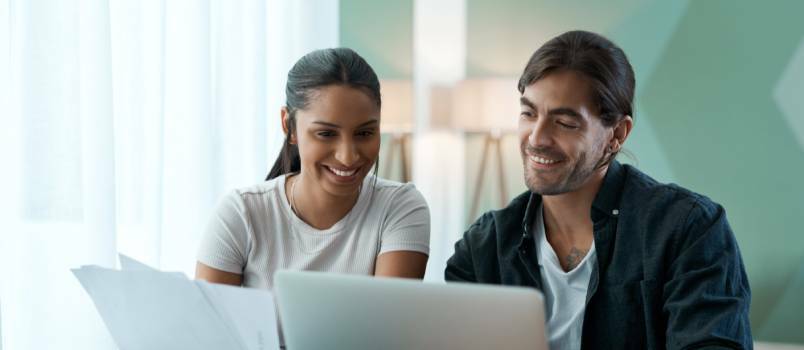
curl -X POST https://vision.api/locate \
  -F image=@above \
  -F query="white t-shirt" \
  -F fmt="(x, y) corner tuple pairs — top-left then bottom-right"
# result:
(533, 204), (596, 350)
(196, 174), (430, 289)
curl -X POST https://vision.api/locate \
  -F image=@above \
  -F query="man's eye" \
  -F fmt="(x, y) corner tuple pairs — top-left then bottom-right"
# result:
(558, 122), (579, 129)
(520, 111), (535, 118)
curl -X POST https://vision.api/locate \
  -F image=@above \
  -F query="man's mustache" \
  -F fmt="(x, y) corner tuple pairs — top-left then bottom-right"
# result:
(524, 145), (566, 161)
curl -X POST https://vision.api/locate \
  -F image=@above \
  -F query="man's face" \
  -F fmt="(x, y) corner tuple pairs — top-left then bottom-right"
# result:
(518, 69), (613, 195)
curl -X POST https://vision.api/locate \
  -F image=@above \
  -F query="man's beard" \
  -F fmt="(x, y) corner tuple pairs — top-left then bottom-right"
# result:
(523, 145), (605, 196)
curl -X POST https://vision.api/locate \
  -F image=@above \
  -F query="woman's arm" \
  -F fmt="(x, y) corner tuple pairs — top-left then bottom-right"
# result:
(374, 251), (428, 279)
(195, 262), (243, 286)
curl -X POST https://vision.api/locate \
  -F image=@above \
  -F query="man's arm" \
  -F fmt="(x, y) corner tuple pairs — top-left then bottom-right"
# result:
(664, 201), (752, 349)
(445, 229), (478, 282)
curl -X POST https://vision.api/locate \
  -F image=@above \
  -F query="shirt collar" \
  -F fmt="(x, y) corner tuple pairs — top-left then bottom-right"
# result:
(591, 160), (626, 220)
(520, 160), (626, 239)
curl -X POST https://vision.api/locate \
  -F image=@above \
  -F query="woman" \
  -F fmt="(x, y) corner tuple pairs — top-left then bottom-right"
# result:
(196, 48), (430, 288)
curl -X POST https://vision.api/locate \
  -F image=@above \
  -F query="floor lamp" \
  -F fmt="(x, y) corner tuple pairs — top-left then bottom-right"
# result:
(451, 78), (520, 221)
(468, 129), (508, 222)
(384, 132), (411, 182)
(380, 79), (413, 183)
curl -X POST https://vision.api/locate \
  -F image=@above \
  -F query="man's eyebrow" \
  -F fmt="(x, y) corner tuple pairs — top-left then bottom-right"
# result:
(547, 107), (583, 120)
(311, 119), (379, 128)
(520, 97), (583, 121)
(520, 96), (536, 110)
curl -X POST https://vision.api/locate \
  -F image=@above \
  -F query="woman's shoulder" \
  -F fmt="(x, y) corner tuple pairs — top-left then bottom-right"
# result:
(218, 176), (285, 209)
(367, 176), (427, 206)
(233, 176), (283, 196)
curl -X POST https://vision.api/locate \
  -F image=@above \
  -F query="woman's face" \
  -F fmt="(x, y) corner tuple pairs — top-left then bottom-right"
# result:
(286, 85), (381, 198)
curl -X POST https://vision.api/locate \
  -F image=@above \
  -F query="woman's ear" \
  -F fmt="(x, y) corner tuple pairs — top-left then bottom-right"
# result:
(609, 115), (633, 152)
(281, 107), (296, 144)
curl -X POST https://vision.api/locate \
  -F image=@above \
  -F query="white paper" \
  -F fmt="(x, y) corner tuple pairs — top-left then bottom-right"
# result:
(72, 255), (280, 350)
(118, 254), (157, 271)
(197, 281), (280, 350)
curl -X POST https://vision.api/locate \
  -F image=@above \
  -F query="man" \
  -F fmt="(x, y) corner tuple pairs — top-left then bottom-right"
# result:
(445, 30), (752, 349)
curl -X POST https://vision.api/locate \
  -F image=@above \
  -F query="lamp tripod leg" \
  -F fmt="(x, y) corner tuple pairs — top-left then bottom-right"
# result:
(494, 136), (507, 207)
(469, 135), (492, 222)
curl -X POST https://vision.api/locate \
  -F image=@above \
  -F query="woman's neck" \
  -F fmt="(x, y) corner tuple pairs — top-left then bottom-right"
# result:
(286, 172), (361, 230)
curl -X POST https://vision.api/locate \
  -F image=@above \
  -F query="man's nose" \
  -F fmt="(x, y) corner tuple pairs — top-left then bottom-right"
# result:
(528, 118), (554, 148)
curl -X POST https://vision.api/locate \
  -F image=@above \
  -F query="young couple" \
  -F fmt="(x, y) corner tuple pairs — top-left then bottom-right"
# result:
(196, 31), (752, 349)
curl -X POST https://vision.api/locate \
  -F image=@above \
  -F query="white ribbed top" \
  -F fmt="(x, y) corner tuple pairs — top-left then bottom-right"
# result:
(196, 174), (430, 289)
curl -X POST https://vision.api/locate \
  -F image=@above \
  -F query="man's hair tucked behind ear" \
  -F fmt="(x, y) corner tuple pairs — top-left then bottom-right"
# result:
(518, 30), (635, 128)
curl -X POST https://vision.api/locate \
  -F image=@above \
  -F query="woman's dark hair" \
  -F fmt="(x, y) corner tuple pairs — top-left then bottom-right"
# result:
(266, 48), (382, 180)
(518, 30), (635, 164)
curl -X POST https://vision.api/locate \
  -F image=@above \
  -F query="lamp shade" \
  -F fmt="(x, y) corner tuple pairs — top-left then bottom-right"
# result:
(380, 79), (413, 133)
(450, 78), (520, 133)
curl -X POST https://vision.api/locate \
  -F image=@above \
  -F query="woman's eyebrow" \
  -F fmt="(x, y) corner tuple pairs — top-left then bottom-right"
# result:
(312, 119), (379, 128)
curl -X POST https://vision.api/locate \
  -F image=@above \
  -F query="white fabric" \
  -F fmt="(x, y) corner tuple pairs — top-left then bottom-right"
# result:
(197, 174), (431, 289)
(0, 1), (338, 348)
(413, 0), (467, 281)
(533, 204), (597, 350)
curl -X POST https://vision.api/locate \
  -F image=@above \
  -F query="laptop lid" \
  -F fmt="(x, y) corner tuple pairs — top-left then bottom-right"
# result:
(274, 270), (548, 350)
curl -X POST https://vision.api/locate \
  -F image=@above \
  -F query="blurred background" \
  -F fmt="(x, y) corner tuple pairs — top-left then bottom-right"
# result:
(1, 0), (803, 348)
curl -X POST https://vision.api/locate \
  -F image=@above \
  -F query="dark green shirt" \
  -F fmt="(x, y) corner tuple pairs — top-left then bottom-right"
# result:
(445, 161), (752, 349)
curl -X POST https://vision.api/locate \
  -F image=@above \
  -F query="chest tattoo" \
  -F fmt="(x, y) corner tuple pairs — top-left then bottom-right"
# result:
(563, 247), (589, 271)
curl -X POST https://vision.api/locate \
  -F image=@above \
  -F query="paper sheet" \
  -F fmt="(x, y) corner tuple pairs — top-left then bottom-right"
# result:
(72, 255), (280, 350)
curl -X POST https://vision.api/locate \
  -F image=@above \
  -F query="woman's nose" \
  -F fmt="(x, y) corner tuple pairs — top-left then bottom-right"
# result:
(335, 140), (359, 166)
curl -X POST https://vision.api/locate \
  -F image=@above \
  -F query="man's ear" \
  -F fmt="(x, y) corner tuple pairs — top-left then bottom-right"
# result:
(281, 107), (296, 144)
(609, 115), (633, 152)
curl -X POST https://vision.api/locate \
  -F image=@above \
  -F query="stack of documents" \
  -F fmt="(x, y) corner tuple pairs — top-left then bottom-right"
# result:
(72, 255), (280, 350)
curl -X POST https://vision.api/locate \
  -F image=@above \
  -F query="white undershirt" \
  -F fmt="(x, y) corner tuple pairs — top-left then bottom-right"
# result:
(533, 204), (596, 350)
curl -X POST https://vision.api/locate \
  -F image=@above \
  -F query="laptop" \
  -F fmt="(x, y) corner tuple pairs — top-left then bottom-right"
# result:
(274, 270), (548, 350)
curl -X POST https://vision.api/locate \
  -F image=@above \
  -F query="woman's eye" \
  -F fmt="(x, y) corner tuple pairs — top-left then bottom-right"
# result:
(356, 130), (375, 137)
(317, 131), (336, 137)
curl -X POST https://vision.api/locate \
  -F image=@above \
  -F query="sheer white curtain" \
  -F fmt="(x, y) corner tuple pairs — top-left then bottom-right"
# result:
(0, 0), (338, 348)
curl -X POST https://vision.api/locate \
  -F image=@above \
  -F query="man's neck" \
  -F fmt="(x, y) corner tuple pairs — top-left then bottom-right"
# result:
(541, 165), (608, 242)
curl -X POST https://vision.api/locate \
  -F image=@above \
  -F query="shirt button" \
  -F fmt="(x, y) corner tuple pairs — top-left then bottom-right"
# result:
(612, 209), (619, 216)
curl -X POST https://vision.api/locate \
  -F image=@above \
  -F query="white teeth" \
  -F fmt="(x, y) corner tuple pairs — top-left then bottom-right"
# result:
(530, 155), (558, 165)
(327, 166), (357, 177)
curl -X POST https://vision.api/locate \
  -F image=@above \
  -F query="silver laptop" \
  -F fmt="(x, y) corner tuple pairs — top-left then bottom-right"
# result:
(274, 270), (548, 350)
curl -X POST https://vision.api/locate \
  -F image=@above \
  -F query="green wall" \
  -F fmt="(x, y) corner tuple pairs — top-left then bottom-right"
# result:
(339, 0), (413, 79)
(341, 0), (804, 342)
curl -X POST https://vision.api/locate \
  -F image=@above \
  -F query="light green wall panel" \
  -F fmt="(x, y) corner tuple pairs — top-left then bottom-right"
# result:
(641, 1), (804, 342)
(466, 0), (643, 77)
(339, 0), (413, 79)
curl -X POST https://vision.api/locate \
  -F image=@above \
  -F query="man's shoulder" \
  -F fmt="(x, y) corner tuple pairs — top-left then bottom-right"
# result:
(619, 164), (726, 246)
(621, 164), (721, 214)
